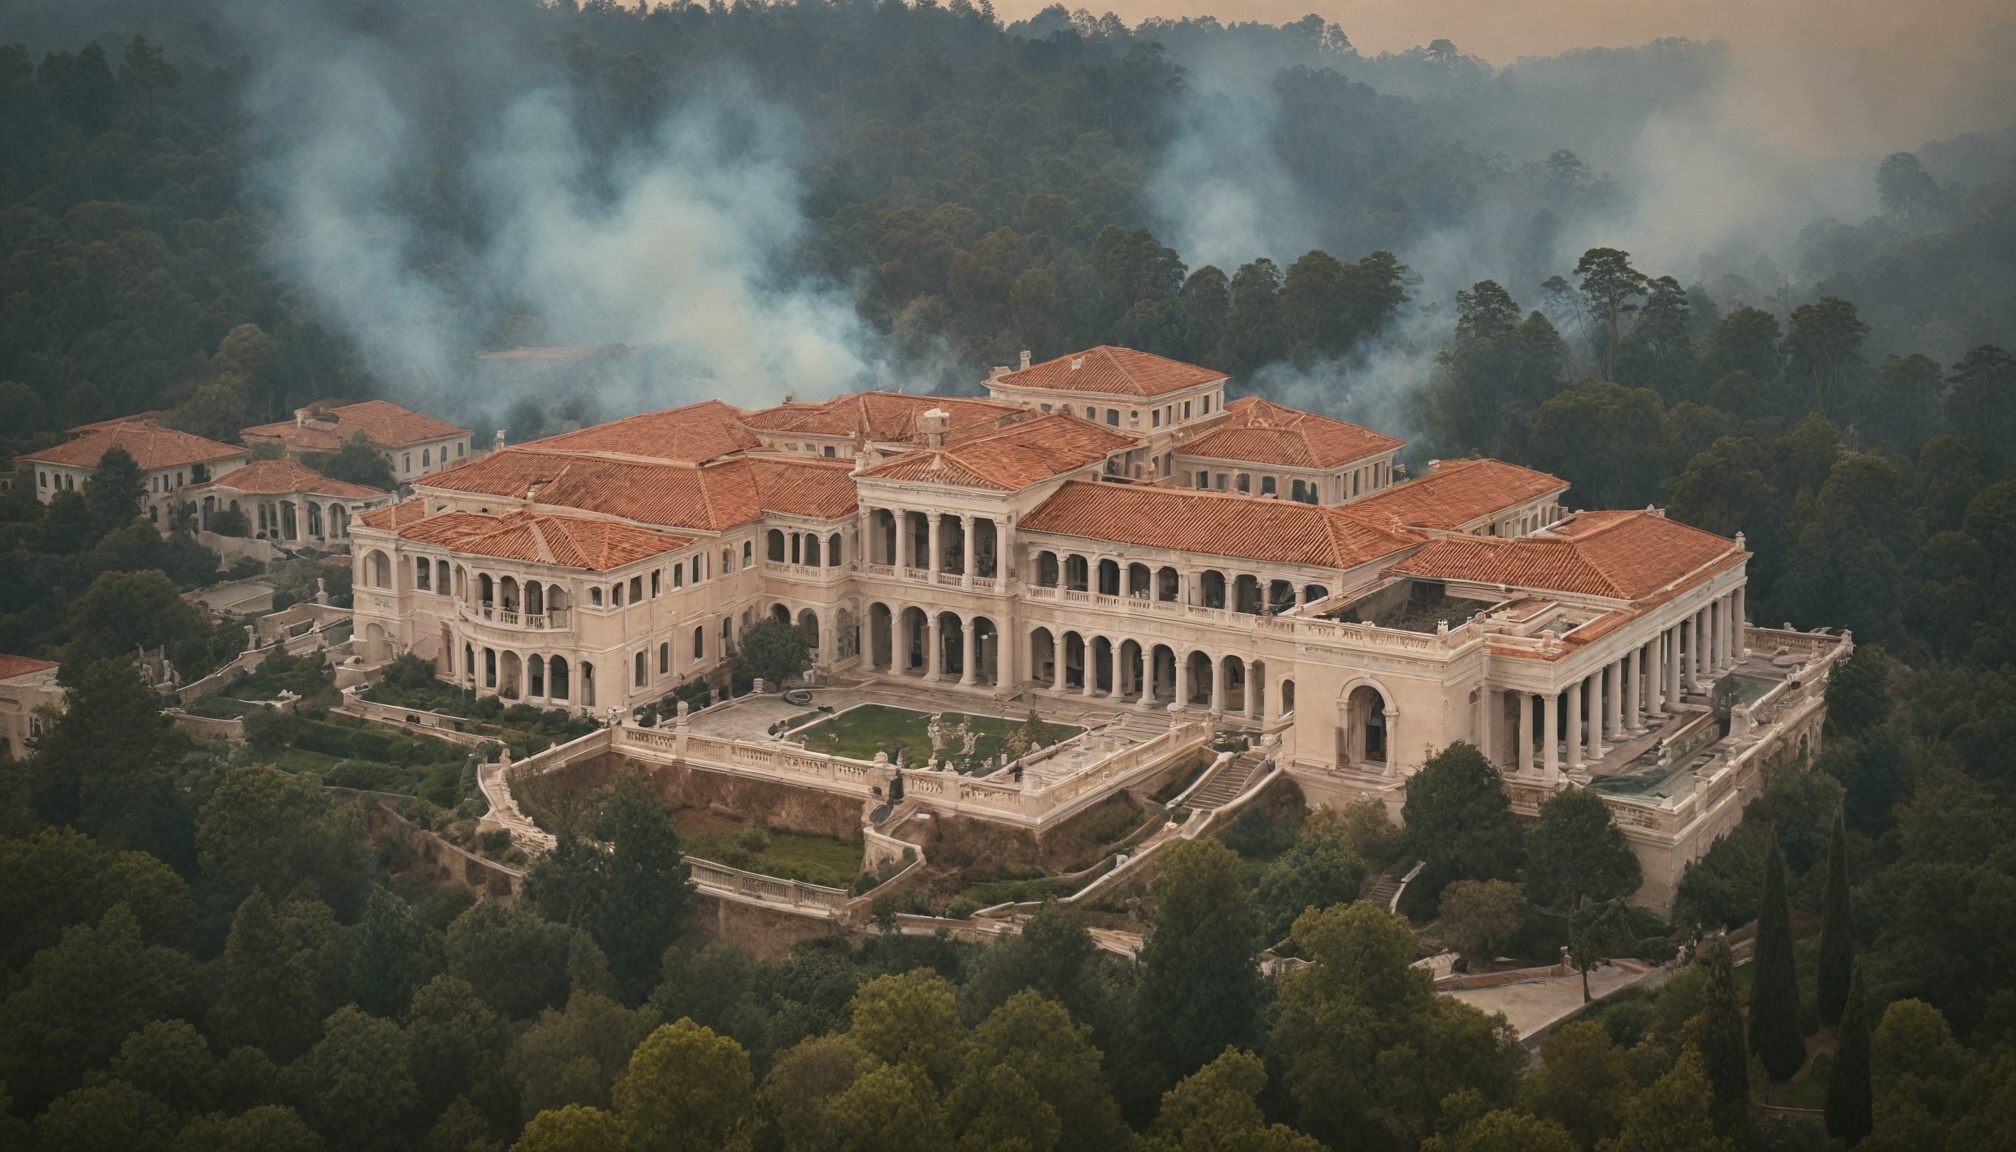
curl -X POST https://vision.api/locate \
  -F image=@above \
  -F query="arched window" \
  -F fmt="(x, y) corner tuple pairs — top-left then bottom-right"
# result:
(529, 655), (545, 697)
(692, 625), (704, 659)
(828, 533), (842, 566)
(581, 663), (595, 706)
(414, 558), (431, 590)
(658, 643), (669, 675)
(590, 587), (603, 607)
(368, 550), (391, 588)
(767, 529), (786, 562)
(635, 651), (647, 687)
(549, 657), (570, 701)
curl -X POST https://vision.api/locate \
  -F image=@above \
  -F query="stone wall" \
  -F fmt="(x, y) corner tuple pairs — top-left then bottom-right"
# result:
(690, 891), (847, 961)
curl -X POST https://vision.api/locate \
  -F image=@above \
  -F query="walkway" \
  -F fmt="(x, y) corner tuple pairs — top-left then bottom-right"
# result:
(1446, 959), (1661, 1041)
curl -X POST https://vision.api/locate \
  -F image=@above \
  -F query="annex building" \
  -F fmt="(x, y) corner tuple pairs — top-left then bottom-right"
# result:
(351, 346), (1846, 906)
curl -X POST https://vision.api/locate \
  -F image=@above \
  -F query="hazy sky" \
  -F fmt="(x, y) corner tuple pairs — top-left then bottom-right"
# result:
(995, 0), (2016, 154)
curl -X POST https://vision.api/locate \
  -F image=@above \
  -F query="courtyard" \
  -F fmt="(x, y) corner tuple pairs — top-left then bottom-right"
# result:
(790, 703), (1082, 774)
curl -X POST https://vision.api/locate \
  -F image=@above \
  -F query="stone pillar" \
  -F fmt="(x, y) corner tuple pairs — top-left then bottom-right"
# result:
(1568, 679), (1586, 769)
(1625, 646), (1643, 731)
(1051, 637), (1065, 692)
(1666, 625), (1683, 709)
(927, 614), (943, 679)
(1383, 707), (1401, 777)
(961, 514), (975, 590)
(927, 514), (943, 575)
(1028, 630), (1041, 690)
(1693, 609), (1709, 685)
(1081, 640), (1097, 696)
(1245, 663), (1261, 718)
(959, 619), (976, 686)
(1605, 658), (1624, 740)
(1722, 593), (1738, 669)
(1542, 691), (1560, 783)
(1174, 653), (1190, 710)
(1734, 586), (1747, 656)
(1588, 667), (1607, 760)
(1510, 690), (1527, 774)
(1210, 658), (1226, 714)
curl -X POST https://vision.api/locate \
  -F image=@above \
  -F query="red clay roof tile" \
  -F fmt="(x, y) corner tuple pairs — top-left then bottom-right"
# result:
(1390, 510), (1737, 600)
(21, 424), (248, 472)
(1348, 457), (1567, 532)
(1021, 481), (1421, 568)
(242, 400), (469, 453)
(992, 346), (1227, 398)
(858, 413), (1137, 491)
(187, 458), (386, 499)
(394, 510), (691, 571)
(1182, 397), (1404, 469)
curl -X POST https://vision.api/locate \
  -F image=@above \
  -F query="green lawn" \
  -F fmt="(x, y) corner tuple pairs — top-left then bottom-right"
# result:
(793, 704), (1081, 774)
(679, 819), (865, 888)
(277, 747), (345, 774)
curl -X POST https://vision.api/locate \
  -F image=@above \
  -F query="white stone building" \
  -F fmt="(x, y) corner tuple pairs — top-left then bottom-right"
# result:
(350, 346), (1846, 907)
(242, 400), (474, 485)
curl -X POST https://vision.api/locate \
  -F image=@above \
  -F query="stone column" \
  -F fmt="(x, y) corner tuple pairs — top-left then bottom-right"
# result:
(1245, 663), (1262, 718)
(1734, 586), (1747, 657)
(1174, 653), (1190, 710)
(1383, 707), (1401, 777)
(1509, 690), (1527, 774)
(927, 514), (943, 575)
(1051, 636), (1065, 692)
(1028, 630), (1041, 690)
(1081, 640), (1097, 696)
(961, 515), (975, 590)
(1210, 658), (1226, 714)
(1666, 625), (1683, 708)
(1722, 593), (1737, 669)
(1605, 658), (1624, 740)
(1542, 691), (1560, 783)
(1693, 608), (1709, 685)
(1568, 679), (1586, 769)
(1588, 668), (1607, 760)
(959, 619), (976, 686)
(927, 613), (943, 679)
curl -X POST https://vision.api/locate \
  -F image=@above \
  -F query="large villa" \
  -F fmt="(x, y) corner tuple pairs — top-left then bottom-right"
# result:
(350, 346), (1847, 907)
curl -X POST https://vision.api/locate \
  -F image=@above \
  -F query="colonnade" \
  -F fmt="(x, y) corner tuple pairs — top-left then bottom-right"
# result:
(865, 603), (1001, 686)
(1028, 549), (1328, 615)
(1023, 626), (1290, 723)
(863, 508), (1001, 588)
(1500, 587), (1746, 781)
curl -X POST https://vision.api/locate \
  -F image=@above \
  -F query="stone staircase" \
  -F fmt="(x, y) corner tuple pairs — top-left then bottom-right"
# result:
(1184, 749), (1268, 811)
(1359, 869), (1405, 911)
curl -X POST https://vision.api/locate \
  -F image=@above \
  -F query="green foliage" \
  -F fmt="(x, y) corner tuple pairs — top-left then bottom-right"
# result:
(1137, 838), (1259, 1076)
(1818, 810), (1854, 1028)
(1252, 831), (1364, 947)
(1401, 742), (1524, 911)
(1521, 1022), (1632, 1151)
(84, 445), (144, 533)
(1826, 961), (1874, 1147)
(510, 1104), (621, 1152)
(505, 993), (655, 1121)
(62, 570), (238, 683)
(297, 1005), (419, 1151)
(1440, 879), (1527, 970)
(209, 890), (321, 1062)
(1423, 1109), (1578, 1152)
(590, 776), (692, 1004)
(610, 1019), (756, 1151)
(348, 887), (422, 1018)
(444, 903), (574, 1021)
(730, 618), (813, 689)
(1598, 1046), (1733, 1152)
(1690, 942), (1750, 1137)
(30, 657), (193, 867)
(1524, 786), (1643, 911)
(196, 764), (370, 918)
(0, 826), (194, 969)
(1749, 830), (1808, 1082)
(1140, 1048), (1323, 1152)
(36, 1078), (175, 1152)
(847, 970), (967, 1088)
(1271, 901), (1524, 1151)
(314, 434), (396, 490)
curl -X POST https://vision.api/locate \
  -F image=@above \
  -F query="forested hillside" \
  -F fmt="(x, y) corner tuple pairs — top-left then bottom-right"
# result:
(2, 2), (2015, 1151)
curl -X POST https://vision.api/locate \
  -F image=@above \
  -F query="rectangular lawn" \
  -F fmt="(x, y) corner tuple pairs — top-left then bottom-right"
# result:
(792, 704), (1081, 774)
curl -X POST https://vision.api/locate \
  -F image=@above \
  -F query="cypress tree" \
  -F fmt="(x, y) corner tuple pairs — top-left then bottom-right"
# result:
(1825, 960), (1873, 1147)
(210, 890), (320, 1061)
(1692, 939), (1751, 1135)
(1748, 828), (1807, 1081)
(1817, 809), (1853, 1027)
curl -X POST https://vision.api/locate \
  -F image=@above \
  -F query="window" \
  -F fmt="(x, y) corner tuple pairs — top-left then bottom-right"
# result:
(1236, 473), (1251, 493)
(1182, 401), (1192, 419)
(37, 471), (45, 488)
(673, 563), (684, 588)
(175, 471), (184, 486)
(1040, 403), (1052, 413)
(415, 559), (431, 590)
(1129, 410), (1139, 426)
(693, 625), (704, 659)
(651, 571), (661, 597)
(823, 445), (836, 457)
(628, 576), (643, 602)
(457, 442), (465, 457)
(611, 583), (623, 606)
(1261, 476), (1277, 495)
(1195, 471), (1209, 490)
(634, 651), (647, 687)
(1214, 473), (1227, 491)
(1106, 408), (1119, 426)
(1203, 394), (1212, 414)
(422, 448), (431, 467)
(591, 587), (604, 607)
(658, 643), (669, 674)
(403, 454), (411, 472)
(1152, 410), (1162, 428)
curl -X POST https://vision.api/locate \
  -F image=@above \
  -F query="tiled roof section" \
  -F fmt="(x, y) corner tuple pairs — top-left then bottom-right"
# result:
(186, 459), (386, 499)
(858, 414), (1136, 491)
(742, 392), (1025, 442)
(1348, 458), (1567, 531)
(395, 510), (691, 571)
(0, 654), (57, 681)
(416, 449), (855, 530)
(1390, 511), (1738, 600)
(521, 399), (759, 463)
(67, 411), (167, 435)
(21, 423), (248, 471)
(1183, 397), (1405, 469)
(993, 346), (1228, 397)
(242, 400), (470, 453)
(355, 498), (431, 531)
(1021, 481), (1421, 568)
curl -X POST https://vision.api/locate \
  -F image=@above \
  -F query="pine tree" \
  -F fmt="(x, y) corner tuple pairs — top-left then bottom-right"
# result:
(1692, 940), (1750, 1136)
(1817, 809), (1853, 1027)
(210, 890), (320, 1061)
(1748, 829), (1807, 1081)
(347, 887), (420, 1018)
(1825, 960), (1873, 1147)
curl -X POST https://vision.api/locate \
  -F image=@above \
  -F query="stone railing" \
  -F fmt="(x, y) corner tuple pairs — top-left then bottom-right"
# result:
(685, 857), (849, 917)
(1022, 583), (1481, 656)
(459, 603), (571, 631)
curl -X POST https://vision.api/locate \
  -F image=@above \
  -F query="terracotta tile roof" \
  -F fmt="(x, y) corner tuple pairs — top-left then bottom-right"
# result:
(858, 414), (1137, 491)
(416, 450), (855, 530)
(1182, 397), (1404, 469)
(1021, 481), (1421, 568)
(21, 423), (248, 472)
(1348, 458), (1567, 532)
(992, 346), (1228, 398)
(0, 654), (57, 681)
(356, 498), (431, 531)
(242, 400), (469, 453)
(67, 411), (167, 435)
(394, 510), (691, 571)
(741, 392), (1025, 442)
(186, 459), (386, 499)
(1390, 510), (1737, 600)
(520, 399), (760, 463)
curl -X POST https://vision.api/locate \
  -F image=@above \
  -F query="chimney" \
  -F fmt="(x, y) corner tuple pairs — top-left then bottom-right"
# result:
(295, 410), (306, 428)
(1070, 356), (1083, 370)
(918, 408), (951, 448)
(493, 428), (506, 452)
(783, 393), (795, 404)
(989, 366), (1008, 380)
(1019, 350), (1031, 371)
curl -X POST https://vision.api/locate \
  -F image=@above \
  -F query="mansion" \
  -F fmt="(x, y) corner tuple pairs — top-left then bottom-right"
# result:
(351, 346), (1845, 905)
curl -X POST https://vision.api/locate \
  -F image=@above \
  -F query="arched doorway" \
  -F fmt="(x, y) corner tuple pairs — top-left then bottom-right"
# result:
(1343, 685), (1389, 767)
(1186, 651), (1213, 705)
